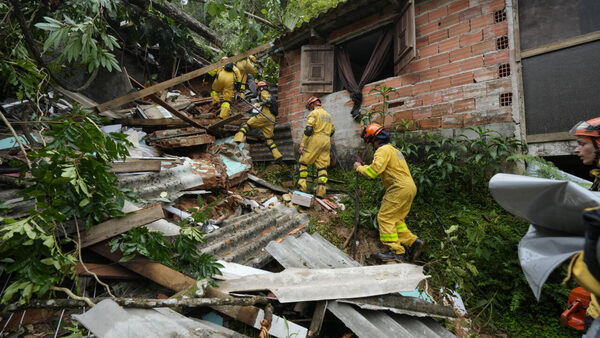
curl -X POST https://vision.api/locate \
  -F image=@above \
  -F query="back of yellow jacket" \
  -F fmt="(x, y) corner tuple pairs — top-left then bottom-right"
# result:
(357, 144), (416, 191)
(300, 106), (334, 148)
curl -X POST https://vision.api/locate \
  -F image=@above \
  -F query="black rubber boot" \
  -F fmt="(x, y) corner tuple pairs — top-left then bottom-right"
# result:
(408, 239), (425, 262)
(376, 251), (406, 263)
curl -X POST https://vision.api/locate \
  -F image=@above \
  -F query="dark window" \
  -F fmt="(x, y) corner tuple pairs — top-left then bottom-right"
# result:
(334, 28), (394, 91)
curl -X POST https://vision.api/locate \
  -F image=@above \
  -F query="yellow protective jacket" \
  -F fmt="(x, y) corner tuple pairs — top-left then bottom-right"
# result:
(236, 59), (258, 86)
(300, 106), (334, 148)
(357, 144), (416, 192)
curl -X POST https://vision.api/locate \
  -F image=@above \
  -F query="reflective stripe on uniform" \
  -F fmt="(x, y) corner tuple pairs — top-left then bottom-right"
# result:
(222, 102), (230, 108)
(318, 175), (328, 183)
(380, 233), (399, 241)
(396, 222), (408, 232)
(365, 166), (378, 179)
(299, 170), (308, 178)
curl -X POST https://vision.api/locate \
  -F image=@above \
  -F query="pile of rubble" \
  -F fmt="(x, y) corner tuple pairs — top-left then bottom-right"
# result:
(0, 54), (459, 337)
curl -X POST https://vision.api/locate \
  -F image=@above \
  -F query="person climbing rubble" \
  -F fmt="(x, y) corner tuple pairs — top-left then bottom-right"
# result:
(235, 55), (260, 98)
(209, 56), (242, 119)
(564, 117), (600, 333)
(297, 96), (334, 198)
(353, 123), (424, 263)
(233, 81), (283, 163)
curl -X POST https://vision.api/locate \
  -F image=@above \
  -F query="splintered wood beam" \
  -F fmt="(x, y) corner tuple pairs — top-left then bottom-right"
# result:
(207, 113), (243, 131)
(79, 204), (164, 248)
(128, 76), (205, 129)
(96, 43), (272, 112)
(114, 118), (190, 128)
(75, 263), (140, 280)
(88, 242), (196, 292)
(110, 160), (162, 173)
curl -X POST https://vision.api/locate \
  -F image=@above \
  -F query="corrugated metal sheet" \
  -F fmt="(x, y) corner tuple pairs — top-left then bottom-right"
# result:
(199, 204), (309, 268)
(247, 123), (295, 162)
(266, 233), (456, 338)
(73, 299), (246, 337)
(217, 264), (427, 303)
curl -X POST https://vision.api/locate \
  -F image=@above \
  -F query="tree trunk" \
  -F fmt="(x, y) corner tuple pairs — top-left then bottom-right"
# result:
(4, 296), (270, 311)
(127, 0), (222, 48)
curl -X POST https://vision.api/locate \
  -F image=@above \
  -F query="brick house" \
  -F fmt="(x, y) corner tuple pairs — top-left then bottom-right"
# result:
(273, 0), (600, 167)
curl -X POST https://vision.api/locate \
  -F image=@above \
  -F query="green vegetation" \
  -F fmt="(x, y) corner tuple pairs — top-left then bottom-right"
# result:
(0, 108), (132, 304)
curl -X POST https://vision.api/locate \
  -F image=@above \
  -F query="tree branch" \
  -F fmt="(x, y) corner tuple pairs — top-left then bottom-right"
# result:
(7, 0), (100, 93)
(3, 295), (270, 312)
(127, 0), (223, 48)
(0, 106), (32, 169)
(191, 0), (281, 30)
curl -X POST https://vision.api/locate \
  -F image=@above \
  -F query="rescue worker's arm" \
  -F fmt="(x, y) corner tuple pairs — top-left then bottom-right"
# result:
(260, 90), (271, 105)
(300, 111), (316, 149)
(234, 67), (242, 92)
(356, 148), (390, 179)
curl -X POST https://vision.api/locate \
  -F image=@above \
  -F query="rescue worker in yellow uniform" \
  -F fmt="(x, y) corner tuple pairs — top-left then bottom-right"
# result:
(209, 56), (241, 119)
(297, 96), (334, 198)
(565, 117), (600, 333)
(353, 123), (424, 263)
(235, 55), (259, 98)
(233, 81), (283, 163)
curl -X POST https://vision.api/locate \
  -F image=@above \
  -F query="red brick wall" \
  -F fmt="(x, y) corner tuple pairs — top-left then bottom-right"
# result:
(277, 0), (512, 142)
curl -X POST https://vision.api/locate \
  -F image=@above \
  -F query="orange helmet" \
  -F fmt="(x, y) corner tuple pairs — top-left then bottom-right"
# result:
(361, 123), (388, 144)
(257, 81), (268, 91)
(571, 117), (600, 148)
(306, 96), (321, 110)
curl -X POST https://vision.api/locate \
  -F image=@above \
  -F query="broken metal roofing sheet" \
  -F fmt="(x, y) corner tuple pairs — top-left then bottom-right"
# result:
(266, 232), (455, 338)
(199, 203), (309, 268)
(247, 123), (295, 162)
(489, 173), (600, 300)
(218, 264), (427, 303)
(73, 299), (246, 338)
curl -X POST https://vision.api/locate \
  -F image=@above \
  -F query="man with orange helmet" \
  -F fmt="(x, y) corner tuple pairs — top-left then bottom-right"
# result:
(353, 123), (424, 263)
(297, 96), (335, 198)
(210, 56), (242, 119)
(233, 81), (283, 163)
(565, 118), (600, 332)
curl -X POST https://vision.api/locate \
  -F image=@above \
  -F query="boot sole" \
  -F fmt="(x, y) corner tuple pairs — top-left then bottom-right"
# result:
(379, 257), (405, 263)
(410, 241), (425, 263)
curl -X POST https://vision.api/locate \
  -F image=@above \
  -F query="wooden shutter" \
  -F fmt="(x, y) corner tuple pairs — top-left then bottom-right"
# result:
(300, 45), (334, 93)
(393, 0), (416, 74)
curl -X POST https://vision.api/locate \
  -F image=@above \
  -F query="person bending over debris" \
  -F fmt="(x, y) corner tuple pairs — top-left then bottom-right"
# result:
(564, 117), (600, 333)
(353, 123), (424, 263)
(236, 55), (259, 98)
(209, 56), (242, 119)
(233, 81), (283, 163)
(297, 96), (334, 198)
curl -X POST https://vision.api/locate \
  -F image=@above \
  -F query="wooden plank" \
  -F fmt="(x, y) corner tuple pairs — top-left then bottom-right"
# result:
(88, 242), (308, 337)
(79, 204), (164, 248)
(114, 118), (190, 128)
(521, 30), (600, 59)
(88, 242), (196, 292)
(128, 76), (205, 129)
(207, 113), (243, 130)
(308, 301), (327, 337)
(526, 131), (571, 143)
(75, 262), (140, 280)
(110, 160), (162, 173)
(97, 43), (272, 112)
(248, 173), (288, 194)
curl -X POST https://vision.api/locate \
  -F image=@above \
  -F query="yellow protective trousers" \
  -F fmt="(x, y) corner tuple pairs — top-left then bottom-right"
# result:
(566, 251), (600, 318)
(378, 185), (418, 255)
(233, 112), (282, 161)
(211, 70), (237, 118)
(297, 133), (330, 196)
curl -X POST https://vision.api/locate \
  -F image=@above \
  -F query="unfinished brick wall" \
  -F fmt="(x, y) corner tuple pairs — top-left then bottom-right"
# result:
(277, 0), (513, 143)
